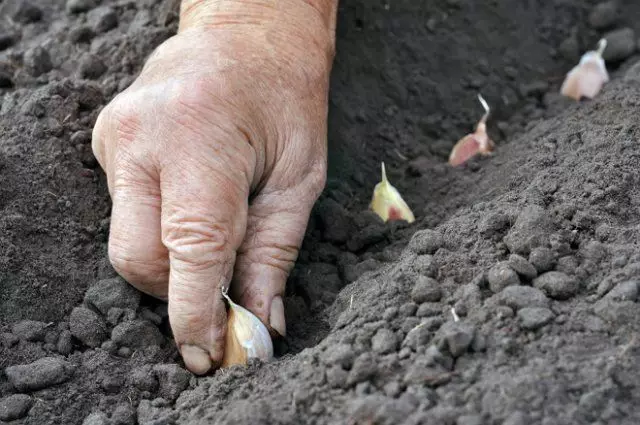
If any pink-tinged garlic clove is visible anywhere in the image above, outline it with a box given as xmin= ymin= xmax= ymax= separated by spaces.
xmin=561 ymin=39 xmax=609 ymax=101
xmin=449 ymin=94 xmax=494 ymax=167
xmin=370 ymin=162 xmax=415 ymax=223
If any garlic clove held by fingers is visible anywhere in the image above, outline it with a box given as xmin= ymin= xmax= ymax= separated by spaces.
xmin=370 ymin=162 xmax=415 ymax=223
xmin=561 ymin=39 xmax=609 ymax=101
xmin=221 ymin=289 xmax=274 ymax=368
xmin=449 ymin=94 xmax=495 ymax=166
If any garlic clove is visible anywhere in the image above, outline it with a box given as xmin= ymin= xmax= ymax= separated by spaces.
xmin=370 ymin=162 xmax=415 ymax=223
xmin=561 ymin=39 xmax=609 ymax=101
xmin=221 ymin=290 xmax=274 ymax=368
xmin=449 ymin=94 xmax=494 ymax=166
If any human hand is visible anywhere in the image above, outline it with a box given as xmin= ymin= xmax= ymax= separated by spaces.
xmin=92 ymin=0 xmax=337 ymax=374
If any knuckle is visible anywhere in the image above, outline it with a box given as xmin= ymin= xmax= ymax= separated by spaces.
xmin=91 ymin=108 xmax=108 ymax=160
xmin=108 ymin=243 xmax=168 ymax=285
xmin=92 ymin=93 xmax=143 ymax=153
xmin=306 ymin=159 xmax=327 ymax=198
xmin=169 ymin=79 xmax=219 ymax=118
xmin=111 ymin=101 xmax=142 ymax=150
xmin=162 ymin=216 xmax=235 ymax=273
xmin=244 ymin=243 xmax=299 ymax=275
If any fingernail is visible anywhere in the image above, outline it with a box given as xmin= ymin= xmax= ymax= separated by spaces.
xmin=181 ymin=344 xmax=211 ymax=375
xmin=269 ymin=296 xmax=286 ymax=337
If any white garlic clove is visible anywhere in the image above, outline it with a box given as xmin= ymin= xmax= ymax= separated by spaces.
xmin=561 ymin=39 xmax=609 ymax=101
xmin=221 ymin=290 xmax=274 ymax=368
xmin=449 ymin=94 xmax=494 ymax=166
xmin=370 ymin=162 xmax=415 ymax=223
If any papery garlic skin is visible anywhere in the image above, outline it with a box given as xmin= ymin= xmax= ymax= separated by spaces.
xmin=561 ymin=39 xmax=609 ymax=101
xmin=449 ymin=94 xmax=494 ymax=166
xmin=221 ymin=291 xmax=274 ymax=368
xmin=370 ymin=162 xmax=415 ymax=223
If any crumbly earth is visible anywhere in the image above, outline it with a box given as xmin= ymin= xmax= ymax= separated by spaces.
xmin=1 ymin=0 xmax=640 ymax=424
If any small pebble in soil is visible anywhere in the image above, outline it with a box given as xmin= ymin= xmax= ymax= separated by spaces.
xmin=533 ymin=271 xmax=579 ymax=300
xmin=602 ymin=28 xmax=636 ymax=62
xmin=517 ymin=307 xmax=554 ymax=330
xmin=0 ymin=394 xmax=33 ymax=421
xmin=508 ymin=254 xmax=538 ymax=280
xmin=487 ymin=262 xmax=520 ymax=293
xmin=588 ymin=1 xmax=618 ymax=29
xmin=69 ymin=306 xmax=108 ymax=347
xmin=411 ymin=276 xmax=442 ymax=303
xmin=5 ymin=357 xmax=73 ymax=391
xmin=111 ymin=320 xmax=164 ymax=349
xmin=529 ymin=247 xmax=556 ymax=273
xmin=84 ymin=277 xmax=140 ymax=315
xmin=496 ymin=285 xmax=550 ymax=310
xmin=11 ymin=320 xmax=48 ymax=342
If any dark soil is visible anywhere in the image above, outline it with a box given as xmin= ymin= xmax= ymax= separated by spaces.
xmin=2 ymin=0 xmax=640 ymax=424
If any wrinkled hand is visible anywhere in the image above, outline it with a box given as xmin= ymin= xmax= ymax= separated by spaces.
xmin=92 ymin=0 xmax=336 ymax=374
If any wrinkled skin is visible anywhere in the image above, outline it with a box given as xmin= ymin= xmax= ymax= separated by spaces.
xmin=92 ymin=0 xmax=336 ymax=374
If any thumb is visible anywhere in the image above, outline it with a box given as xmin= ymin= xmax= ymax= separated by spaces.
xmin=161 ymin=160 xmax=250 ymax=374
xmin=232 ymin=166 xmax=325 ymax=337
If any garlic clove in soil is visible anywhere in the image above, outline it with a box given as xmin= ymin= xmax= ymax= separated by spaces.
xmin=370 ymin=162 xmax=415 ymax=223
xmin=448 ymin=94 xmax=495 ymax=166
xmin=561 ymin=39 xmax=609 ymax=101
xmin=221 ymin=289 xmax=274 ymax=368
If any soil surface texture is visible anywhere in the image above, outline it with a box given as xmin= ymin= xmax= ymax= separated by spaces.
xmin=2 ymin=0 xmax=640 ymax=424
